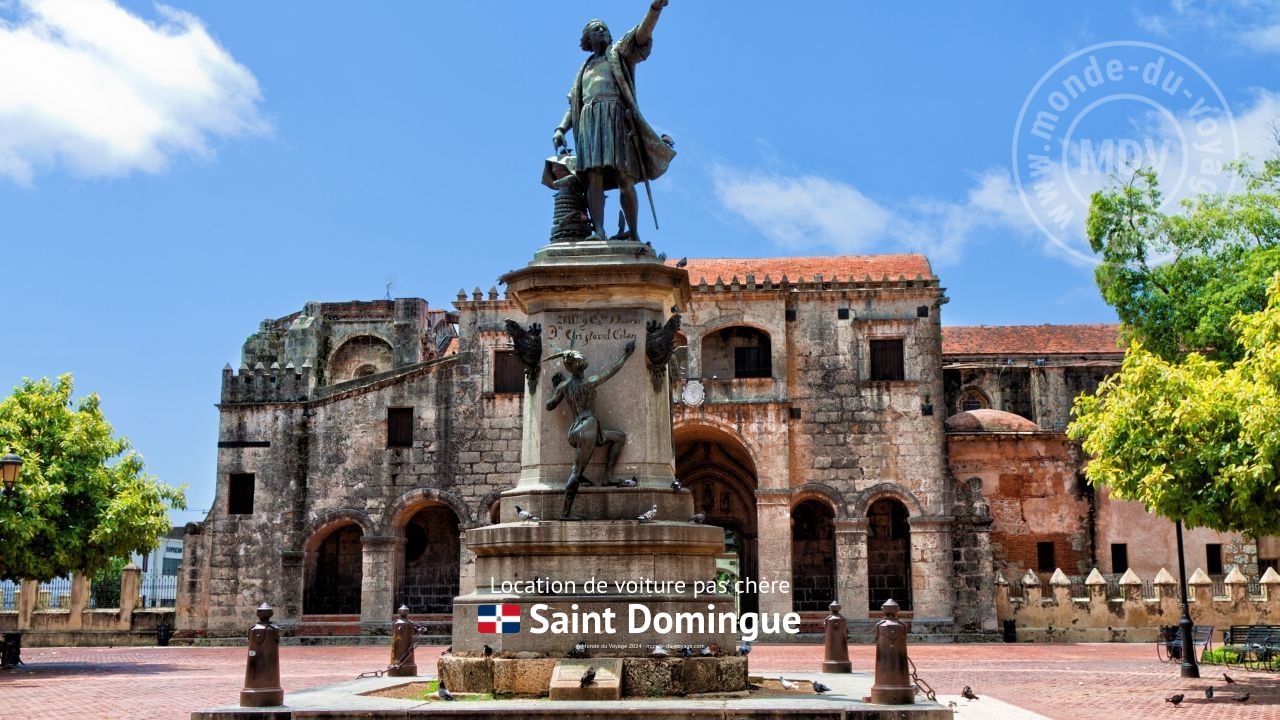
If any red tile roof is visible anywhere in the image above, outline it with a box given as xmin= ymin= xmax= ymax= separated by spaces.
xmin=669 ymin=254 xmax=933 ymax=284
xmin=944 ymin=409 xmax=1042 ymax=433
xmin=943 ymin=324 xmax=1123 ymax=356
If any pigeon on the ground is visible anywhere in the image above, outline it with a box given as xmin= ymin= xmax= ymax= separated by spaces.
xmin=700 ymin=645 xmax=713 ymax=656
xmin=580 ymin=667 xmax=596 ymax=687
xmin=780 ymin=677 xmax=798 ymax=690
xmin=620 ymin=477 xmax=638 ymax=488
xmin=1165 ymin=693 xmax=1184 ymax=706
xmin=961 ymin=686 xmax=979 ymax=701
xmin=483 ymin=644 xmax=493 ymax=657
xmin=681 ymin=646 xmax=692 ymax=658
xmin=813 ymin=681 xmax=832 ymax=694
xmin=1224 ymin=672 xmax=1236 ymax=684
xmin=438 ymin=683 xmax=455 ymax=701
xmin=690 ymin=512 xmax=705 ymax=524
xmin=569 ymin=641 xmax=588 ymax=658
xmin=736 ymin=640 xmax=752 ymax=656
xmin=638 ymin=504 xmax=658 ymax=523
xmin=1205 ymin=686 xmax=1214 ymax=699
xmin=651 ymin=645 xmax=669 ymax=658
xmin=675 ymin=257 xmax=688 ymax=268
xmin=516 ymin=505 xmax=539 ymax=522
xmin=671 ymin=479 xmax=682 ymax=491
xmin=1234 ymin=693 xmax=1250 ymax=702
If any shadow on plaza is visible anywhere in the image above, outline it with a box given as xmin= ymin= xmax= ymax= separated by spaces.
xmin=1 ymin=660 xmax=191 ymax=678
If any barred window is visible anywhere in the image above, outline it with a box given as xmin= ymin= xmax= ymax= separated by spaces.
xmin=869 ymin=339 xmax=905 ymax=381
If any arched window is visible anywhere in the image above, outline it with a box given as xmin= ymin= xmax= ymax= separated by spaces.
xmin=701 ymin=326 xmax=772 ymax=379
xmin=960 ymin=387 xmax=990 ymax=412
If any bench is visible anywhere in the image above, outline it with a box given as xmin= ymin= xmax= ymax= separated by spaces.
xmin=1156 ymin=624 xmax=1214 ymax=663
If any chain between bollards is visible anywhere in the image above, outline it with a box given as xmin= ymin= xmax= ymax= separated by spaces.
xmin=908 ymin=656 xmax=937 ymax=702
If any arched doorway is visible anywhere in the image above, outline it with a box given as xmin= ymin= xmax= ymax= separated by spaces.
xmin=396 ymin=505 xmax=460 ymax=613
xmin=791 ymin=500 xmax=836 ymax=611
xmin=304 ymin=522 xmax=363 ymax=614
xmin=867 ymin=498 xmax=912 ymax=611
xmin=674 ymin=423 xmax=758 ymax=613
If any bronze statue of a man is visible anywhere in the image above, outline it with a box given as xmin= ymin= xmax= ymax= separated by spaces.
xmin=552 ymin=0 xmax=676 ymax=242
xmin=545 ymin=340 xmax=636 ymax=519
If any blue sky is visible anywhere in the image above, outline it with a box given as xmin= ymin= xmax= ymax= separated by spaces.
xmin=2 ymin=0 xmax=1279 ymax=523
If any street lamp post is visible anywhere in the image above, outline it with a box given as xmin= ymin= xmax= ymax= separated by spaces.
xmin=1 ymin=451 xmax=24 ymax=670
xmin=1174 ymin=518 xmax=1200 ymax=678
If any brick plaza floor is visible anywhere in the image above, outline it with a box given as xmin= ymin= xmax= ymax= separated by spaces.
xmin=0 ymin=643 xmax=1275 ymax=719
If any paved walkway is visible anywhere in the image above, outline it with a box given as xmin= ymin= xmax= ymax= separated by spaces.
xmin=0 ymin=643 xmax=1275 ymax=719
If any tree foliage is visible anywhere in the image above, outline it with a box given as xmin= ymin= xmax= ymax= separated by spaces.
xmin=1069 ymin=275 xmax=1280 ymax=534
xmin=0 ymin=374 xmax=186 ymax=581
xmin=1086 ymin=159 xmax=1280 ymax=363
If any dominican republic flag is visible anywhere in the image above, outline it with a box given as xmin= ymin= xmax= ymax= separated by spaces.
xmin=477 ymin=604 xmax=520 ymax=634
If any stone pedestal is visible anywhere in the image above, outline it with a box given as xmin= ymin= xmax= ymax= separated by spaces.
xmin=446 ymin=242 xmax=745 ymax=694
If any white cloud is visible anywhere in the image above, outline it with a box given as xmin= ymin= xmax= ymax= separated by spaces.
xmin=711 ymin=165 xmax=1032 ymax=265
xmin=0 ymin=0 xmax=267 ymax=184
xmin=1242 ymin=24 xmax=1280 ymax=54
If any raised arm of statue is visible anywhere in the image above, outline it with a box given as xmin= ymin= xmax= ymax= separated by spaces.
xmin=590 ymin=340 xmax=636 ymax=387
xmin=635 ymin=0 xmax=668 ymax=46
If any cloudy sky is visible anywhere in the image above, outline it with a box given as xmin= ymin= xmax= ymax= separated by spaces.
xmin=1 ymin=0 xmax=1278 ymax=521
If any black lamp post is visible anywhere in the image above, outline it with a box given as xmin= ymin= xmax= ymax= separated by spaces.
xmin=1174 ymin=518 xmax=1199 ymax=678
xmin=1 ymin=451 xmax=23 ymax=670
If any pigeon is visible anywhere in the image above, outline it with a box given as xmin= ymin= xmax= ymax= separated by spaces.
xmin=700 ymin=644 xmax=713 ymax=656
xmin=516 ymin=505 xmax=540 ymax=522
xmin=438 ymin=683 xmax=455 ymax=701
xmin=444 ymin=645 xmax=453 ymax=655
xmin=813 ymin=681 xmax=832 ymax=694
xmin=569 ymin=642 xmax=588 ymax=658
xmin=660 ymin=133 xmax=675 ymax=149
xmin=671 ymin=479 xmax=682 ymax=492
xmin=671 ymin=305 xmax=680 ymax=313
xmin=961 ymin=686 xmax=979 ymax=701
xmin=736 ymin=640 xmax=752 ymax=656
xmin=620 ymin=477 xmax=638 ymax=488
xmin=690 ymin=512 xmax=706 ymax=524
xmin=675 ymin=257 xmax=688 ymax=268
xmin=638 ymin=504 xmax=658 ymax=523
xmin=780 ymin=677 xmax=798 ymax=690
xmin=483 ymin=644 xmax=493 ymax=657
xmin=681 ymin=646 xmax=692 ymax=658
xmin=948 ymin=700 xmax=958 ymax=709
xmin=651 ymin=645 xmax=669 ymax=658
xmin=1165 ymin=693 xmax=1184 ymax=706
xmin=1234 ymin=693 xmax=1250 ymax=703
xmin=1223 ymin=672 xmax=1236 ymax=684
xmin=580 ymin=667 xmax=596 ymax=687
xmin=1205 ymin=686 xmax=1214 ymax=700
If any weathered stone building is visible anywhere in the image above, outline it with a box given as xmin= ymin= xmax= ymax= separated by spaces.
xmin=176 ymin=254 xmax=1276 ymax=642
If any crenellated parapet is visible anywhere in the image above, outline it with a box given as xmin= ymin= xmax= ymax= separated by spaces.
xmin=221 ymin=361 xmax=314 ymax=404
xmin=997 ymin=565 xmax=1280 ymax=642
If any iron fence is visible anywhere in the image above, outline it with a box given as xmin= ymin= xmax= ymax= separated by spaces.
xmin=141 ymin=574 xmax=178 ymax=608
xmin=89 ymin=578 xmax=121 ymax=609
xmin=0 ymin=582 xmax=16 ymax=610
xmin=36 ymin=578 xmax=73 ymax=609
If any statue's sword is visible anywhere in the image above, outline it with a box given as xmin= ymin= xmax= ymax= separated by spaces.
xmin=626 ymin=109 xmax=659 ymax=230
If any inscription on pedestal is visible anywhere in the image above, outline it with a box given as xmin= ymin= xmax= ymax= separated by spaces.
xmin=545 ymin=310 xmax=642 ymax=348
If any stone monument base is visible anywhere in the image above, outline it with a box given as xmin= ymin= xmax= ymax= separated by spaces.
xmin=438 ymin=654 xmax=748 ymax=696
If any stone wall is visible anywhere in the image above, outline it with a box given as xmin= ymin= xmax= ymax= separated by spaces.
xmin=999 ymin=566 xmax=1280 ymax=642
xmin=0 ymin=568 xmax=175 ymax=647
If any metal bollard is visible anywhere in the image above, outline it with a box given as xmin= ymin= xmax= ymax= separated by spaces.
xmin=869 ymin=598 xmax=913 ymax=705
xmin=821 ymin=601 xmax=852 ymax=673
xmin=239 ymin=603 xmax=284 ymax=707
xmin=387 ymin=605 xmax=418 ymax=677
xmin=156 ymin=621 xmax=172 ymax=647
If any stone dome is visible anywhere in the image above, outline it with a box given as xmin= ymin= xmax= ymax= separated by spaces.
xmin=944 ymin=408 xmax=1041 ymax=433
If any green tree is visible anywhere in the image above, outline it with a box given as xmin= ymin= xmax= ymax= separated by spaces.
xmin=1068 ymin=275 xmax=1280 ymax=535
xmin=0 ymin=374 xmax=186 ymax=581
xmin=1086 ymin=159 xmax=1280 ymax=363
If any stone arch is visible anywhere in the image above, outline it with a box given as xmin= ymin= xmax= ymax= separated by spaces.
xmin=849 ymin=482 xmax=926 ymax=519
xmin=387 ymin=487 xmax=472 ymax=530
xmin=791 ymin=498 xmax=837 ymax=612
xmin=791 ymin=482 xmax=848 ymax=517
xmin=699 ymin=324 xmax=772 ymax=380
xmin=327 ymin=334 xmax=394 ymax=383
xmin=392 ymin=493 xmax=462 ymax=615
xmin=302 ymin=512 xmax=368 ymax=615
xmin=959 ymin=386 xmax=991 ymax=411
xmin=866 ymin=496 xmax=913 ymax=611
xmin=674 ymin=419 xmax=759 ymax=612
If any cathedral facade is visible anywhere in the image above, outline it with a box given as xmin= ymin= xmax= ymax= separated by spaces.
xmin=176 ymin=254 xmax=1268 ymax=641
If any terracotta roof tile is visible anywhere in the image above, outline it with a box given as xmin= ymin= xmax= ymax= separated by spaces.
xmin=943 ymin=324 xmax=1123 ymax=356
xmin=668 ymin=254 xmax=933 ymax=284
